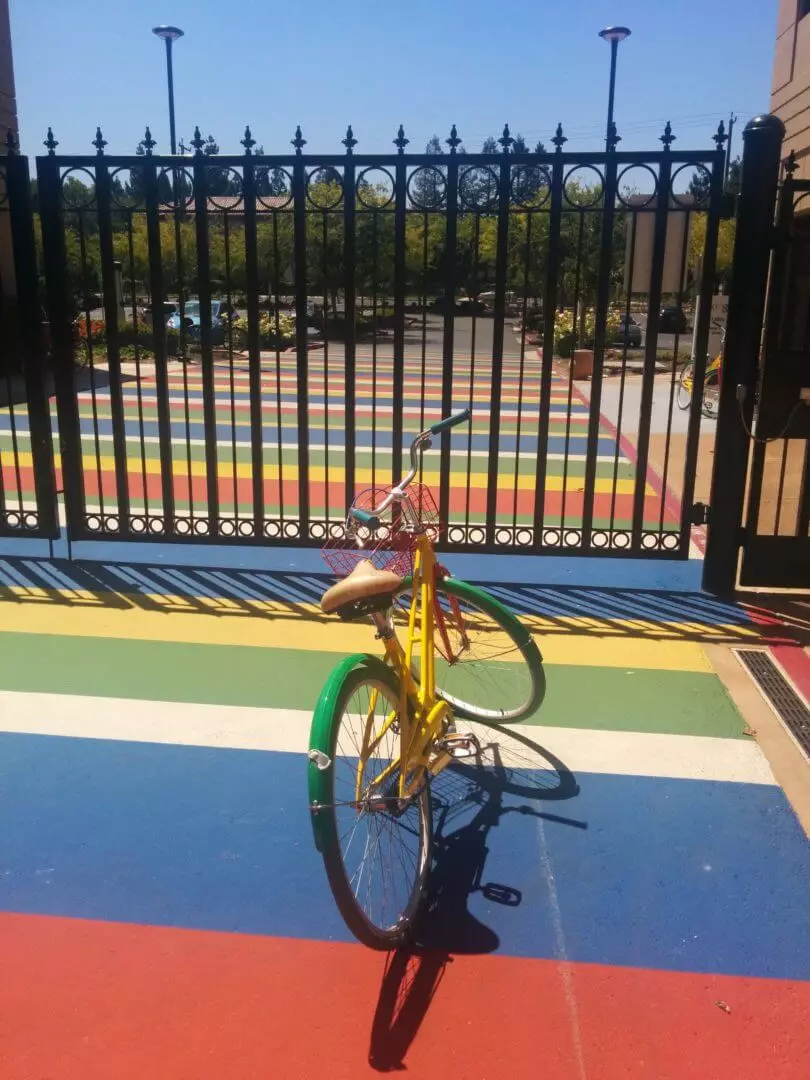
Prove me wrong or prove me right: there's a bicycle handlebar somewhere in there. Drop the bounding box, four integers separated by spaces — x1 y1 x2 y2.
348 407 472 528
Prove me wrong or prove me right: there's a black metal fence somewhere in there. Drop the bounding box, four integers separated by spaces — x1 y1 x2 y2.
1 120 728 557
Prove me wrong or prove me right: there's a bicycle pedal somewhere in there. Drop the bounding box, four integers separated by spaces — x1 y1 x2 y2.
436 731 482 759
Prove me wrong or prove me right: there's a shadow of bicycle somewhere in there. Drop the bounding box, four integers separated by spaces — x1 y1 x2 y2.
368 725 584 1072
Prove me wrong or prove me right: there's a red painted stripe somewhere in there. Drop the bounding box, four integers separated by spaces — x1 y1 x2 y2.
770 645 810 703
1 914 807 1080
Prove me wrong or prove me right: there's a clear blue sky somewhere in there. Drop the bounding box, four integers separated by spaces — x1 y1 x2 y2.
10 0 776 158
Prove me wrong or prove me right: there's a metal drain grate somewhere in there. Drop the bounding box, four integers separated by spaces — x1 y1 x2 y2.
735 650 810 759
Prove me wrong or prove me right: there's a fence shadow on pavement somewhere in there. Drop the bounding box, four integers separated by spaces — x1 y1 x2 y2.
0 556 803 646
368 732 583 1072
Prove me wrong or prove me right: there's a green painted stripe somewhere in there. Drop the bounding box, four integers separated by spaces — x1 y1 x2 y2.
0 633 746 739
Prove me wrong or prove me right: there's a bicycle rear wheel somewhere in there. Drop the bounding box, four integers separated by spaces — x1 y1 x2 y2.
308 655 432 950
397 575 545 723
677 363 693 410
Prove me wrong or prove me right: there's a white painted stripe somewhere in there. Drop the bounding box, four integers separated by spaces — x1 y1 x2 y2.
0 691 777 786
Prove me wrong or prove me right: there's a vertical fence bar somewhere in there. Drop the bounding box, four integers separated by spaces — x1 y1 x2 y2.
343 155 356 517
192 152 219 528
37 154 87 538
678 151 724 553
629 151 671 551
485 151 513 546
392 154 407 483
242 155 264 536
94 155 131 533
6 151 58 535
439 152 459 530
704 115 785 594
142 153 176 531
533 149 563 544
292 146 310 538
581 150 619 550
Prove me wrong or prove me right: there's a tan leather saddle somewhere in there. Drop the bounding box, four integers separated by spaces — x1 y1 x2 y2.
321 559 403 619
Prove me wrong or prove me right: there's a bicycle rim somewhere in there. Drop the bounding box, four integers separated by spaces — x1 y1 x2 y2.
677 365 693 410
397 576 545 723
313 660 432 949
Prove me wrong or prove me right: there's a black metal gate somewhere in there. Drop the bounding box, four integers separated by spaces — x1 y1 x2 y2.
6 119 727 556
0 140 58 538
738 164 810 588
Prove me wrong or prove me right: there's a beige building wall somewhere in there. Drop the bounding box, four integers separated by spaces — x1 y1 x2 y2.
0 0 18 296
772 0 810 178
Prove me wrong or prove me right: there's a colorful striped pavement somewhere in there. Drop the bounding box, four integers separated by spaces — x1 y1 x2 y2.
1 553 809 1078
0 349 679 532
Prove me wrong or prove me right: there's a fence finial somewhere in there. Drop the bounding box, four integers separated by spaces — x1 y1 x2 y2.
660 121 675 149
394 124 409 153
342 124 358 154
292 125 306 154
498 123 514 153
786 149 798 177
241 125 256 154
93 126 107 155
191 126 206 155
446 124 461 153
142 126 156 155
552 123 567 151
5 129 17 155
713 119 728 149
607 121 621 151
44 126 59 155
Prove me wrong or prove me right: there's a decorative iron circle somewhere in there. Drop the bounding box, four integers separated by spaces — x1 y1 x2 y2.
109 167 145 210
495 526 513 546
447 525 464 544
612 530 630 550
148 516 165 534
193 519 210 536
671 163 711 209
407 166 447 211
23 512 39 530
563 528 582 547
516 527 533 546
309 521 327 540
562 166 604 208
510 165 552 208
641 532 660 550
61 168 97 209
542 528 561 546
264 521 281 539
283 521 300 538
327 522 345 540
157 167 194 210
175 518 191 536
0 169 7 208
207 168 244 210
592 530 609 549
468 526 486 545
459 166 500 212
356 167 395 209
105 515 120 532
220 518 236 537
662 532 680 551
131 516 147 534
616 164 659 208
4 511 21 529
238 520 254 537
257 168 293 211
86 514 102 532
306 167 344 209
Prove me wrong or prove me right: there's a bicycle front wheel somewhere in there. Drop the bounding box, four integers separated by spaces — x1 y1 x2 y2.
398 575 546 723
308 655 432 950
677 363 693 410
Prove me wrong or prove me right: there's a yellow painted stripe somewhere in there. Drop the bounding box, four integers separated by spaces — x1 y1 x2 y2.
0 594 714 671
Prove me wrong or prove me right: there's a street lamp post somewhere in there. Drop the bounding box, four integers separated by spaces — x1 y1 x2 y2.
152 25 184 154
599 26 631 150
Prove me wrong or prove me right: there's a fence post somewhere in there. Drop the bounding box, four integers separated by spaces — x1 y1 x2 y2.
702 114 785 595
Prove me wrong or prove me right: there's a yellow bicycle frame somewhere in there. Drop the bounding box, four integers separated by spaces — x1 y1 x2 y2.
355 530 454 803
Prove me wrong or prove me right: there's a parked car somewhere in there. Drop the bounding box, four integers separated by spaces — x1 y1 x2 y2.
139 301 178 326
167 299 239 343
659 305 688 334
615 313 642 347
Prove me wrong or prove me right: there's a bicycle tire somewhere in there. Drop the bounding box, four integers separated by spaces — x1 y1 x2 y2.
308 654 432 950
677 364 693 410
398 575 546 723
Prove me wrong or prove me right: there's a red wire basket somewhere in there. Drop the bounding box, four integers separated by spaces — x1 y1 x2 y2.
322 483 441 579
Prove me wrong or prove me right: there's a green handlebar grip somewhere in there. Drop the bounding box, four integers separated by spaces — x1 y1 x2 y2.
351 507 381 528
429 407 472 435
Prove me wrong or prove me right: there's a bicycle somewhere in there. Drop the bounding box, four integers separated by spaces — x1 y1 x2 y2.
307 408 546 949
677 337 723 418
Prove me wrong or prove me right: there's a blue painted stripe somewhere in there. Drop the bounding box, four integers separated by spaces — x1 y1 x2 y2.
1 734 807 978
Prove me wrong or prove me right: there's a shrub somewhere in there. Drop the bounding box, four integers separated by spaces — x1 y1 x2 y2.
553 308 621 358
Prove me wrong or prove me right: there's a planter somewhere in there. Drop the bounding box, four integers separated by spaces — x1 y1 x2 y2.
571 349 594 379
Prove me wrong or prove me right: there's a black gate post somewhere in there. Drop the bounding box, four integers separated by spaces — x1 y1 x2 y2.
703 114 785 595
